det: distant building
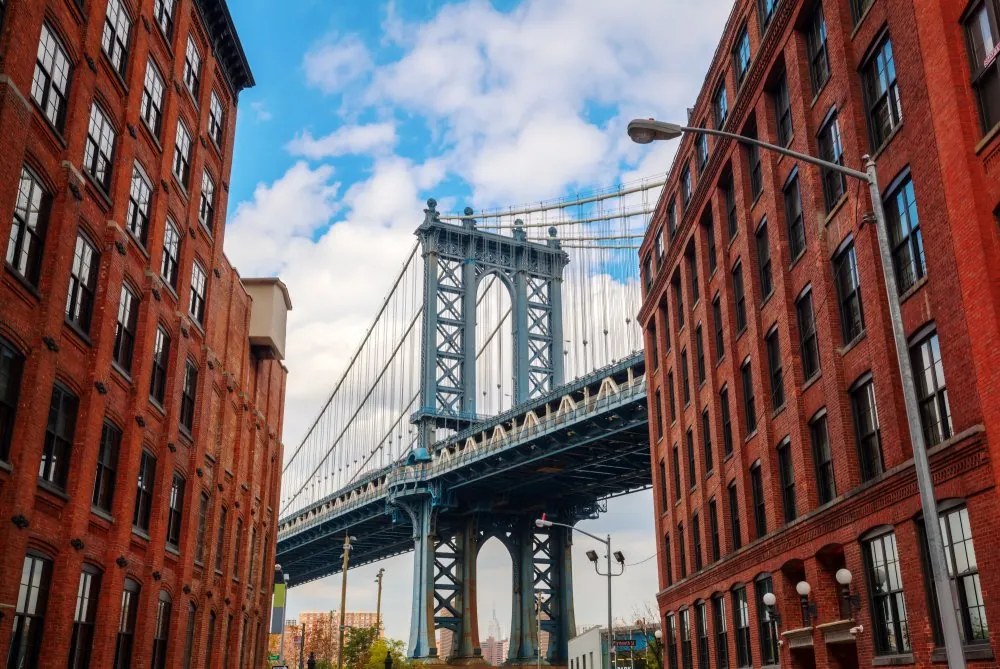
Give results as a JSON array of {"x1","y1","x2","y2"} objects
[
  {"x1": 437, "y1": 627, "x2": 456, "y2": 661},
  {"x1": 292, "y1": 610, "x2": 381, "y2": 665},
  {"x1": 268, "y1": 620, "x2": 304, "y2": 668},
  {"x1": 482, "y1": 636, "x2": 509, "y2": 666},
  {"x1": 568, "y1": 625, "x2": 659, "y2": 669}
]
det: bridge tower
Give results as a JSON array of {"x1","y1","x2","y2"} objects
[{"x1": 397, "y1": 200, "x2": 575, "y2": 666}]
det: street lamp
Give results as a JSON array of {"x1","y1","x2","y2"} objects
[
  {"x1": 536, "y1": 516, "x2": 625, "y2": 669},
  {"x1": 795, "y1": 581, "x2": 818, "y2": 627},
  {"x1": 375, "y1": 568, "x2": 386, "y2": 635},
  {"x1": 337, "y1": 534, "x2": 358, "y2": 669},
  {"x1": 629, "y1": 117, "x2": 967, "y2": 669},
  {"x1": 279, "y1": 570, "x2": 291, "y2": 664},
  {"x1": 836, "y1": 568, "x2": 862, "y2": 618}
]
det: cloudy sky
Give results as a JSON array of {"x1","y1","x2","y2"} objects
[{"x1": 223, "y1": 0, "x2": 732, "y2": 645}]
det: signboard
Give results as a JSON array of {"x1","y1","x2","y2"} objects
[
  {"x1": 271, "y1": 567, "x2": 286, "y2": 634},
  {"x1": 268, "y1": 655, "x2": 280, "y2": 662},
  {"x1": 613, "y1": 639, "x2": 637, "y2": 648}
]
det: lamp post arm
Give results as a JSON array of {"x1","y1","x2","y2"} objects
[
  {"x1": 678, "y1": 126, "x2": 870, "y2": 182},
  {"x1": 539, "y1": 520, "x2": 609, "y2": 547}
]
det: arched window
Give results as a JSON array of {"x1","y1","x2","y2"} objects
[
  {"x1": 151, "y1": 590, "x2": 172, "y2": 669},
  {"x1": 0, "y1": 336, "x2": 25, "y2": 462},
  {"x1": 113, "y1": 578, "x2": 141, "y2": 668},
  {"x1": 69, "y1": 563, "x2": 102, "y2": 668},
  {"x1": 182, "y1": 602, "x2": 197, "y2": 669}
]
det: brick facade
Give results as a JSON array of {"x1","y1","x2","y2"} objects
[
  {"x1": 639, "y1": 1, "x2": 1000, "y2": 668},
  {"x1": 0, "y1": 1, "x2": 286, "y2": 668}
]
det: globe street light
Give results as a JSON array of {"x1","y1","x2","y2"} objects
[
  {"x1": 536, "y1": 516, "x2": 624, "y2": 669},
  {"x1": 629, "y1": 117, "x2": 966, "y2": 669}
]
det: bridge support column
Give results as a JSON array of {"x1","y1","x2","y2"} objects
[
  {"x1": 437, "y1": 517, "x2": 484, "y2": 664},
  {"x1": 507, "y1": 519, "x2": 539, "y2": 664},
  {"x1": 397, "y1": 496, "x2": 438, "y2": 660}
]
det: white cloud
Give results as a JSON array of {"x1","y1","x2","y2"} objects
[
  {"x1": 287, "y1": 122, "x2": 398, "y2": 159},
  {"x1": 249, "y1": 100, "x2": 272, "y2": 122},
  {"x1": 304, "y1": 34, "x2": 373, "y2": 94}
]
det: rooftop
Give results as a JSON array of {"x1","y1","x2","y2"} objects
[{"x1": 194, "y1": 0, "x2": 255, "y2": 94}]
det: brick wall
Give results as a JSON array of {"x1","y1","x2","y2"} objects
[{"x1": 639, "y1": 0, "x2": 1000, "y2": 667}]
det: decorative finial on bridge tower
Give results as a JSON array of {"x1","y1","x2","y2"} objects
[
  {"x1": 423, "y1": 198, "x2": 440, "y2": 226},
  {"x1": 461, "y1": 206, "x2": 477, "y2": 230},
  {"x1": 547, "y1": 225, "x2": 561, "y2": 249},
  {"x1": 512, "y1": 219, "x2": 527, "y2": 241}
]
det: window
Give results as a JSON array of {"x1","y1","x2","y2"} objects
[
  {"x1": 189, "y1": 262, "x2": 208, "y2": 325},
  {"x1": 660, "y1": 300, "x2": 671, "y2": 353},
  {"x1": 681, "y1": 348, "x2": 690, "y2": 405},
  {"x1": 8, "y1": 553, "x2": 53, "y2": 669},
  {"x1": 755, "y1": 220, "x2": 772, "y2": 299},
  {"x1": 865, "y1": 531, "x2": 910, "y2": 654},
  {"x1": 166, "y1": 472, "x2": 185, "y2": 547},
  {"x1": 851, "y1": 377, "x2": 884, "y2": 481},
  {"x1": 741, "y1": 359, "x2": 756, "y2": 433},
  {"x1": 672, "y1": 445, "x2": 682, "y2": 502},
  {"x1": 150, "y1": 326, "x2": 170, "y2": 405},
  {"x1": 713, "y1": 595, "x2": 729, "y2": 669},
  {"x1": 655, "y1": 389, "x2": 665, "y2": 441},
  {"x1": 183, "y1": 36, "x2": 201, "y2": 95},
  {"x1": 695, "y1": 326, "x2": 706, "y2": 384},
  {"x1": 668, "y1": 199, "x2": 678, "y2": 239},
  {"x1": 140, "y1": 60, "x2": 165, "y2": 136},
  {"x1": 734, "y1": 26, "x2": 751, "y2": 87},
  {"x1": 705, "y1": 217, "x2": 717, "y2": 274},
  {"x1": 766, "y1": 328, "x2": 784, "y2": 410},
  {"x1": 777, "y1": 439, "x2": 796, "y2": 522},
  {"x1": 216, "y1": 506, "x2": 228, "y2": 571},
  {"x1": 727, "y1": 480, "x2": 742, "y2": 550},
  {"x1": 747, "y1": 134, "x2": 763, "y2": 200},
  {"x1": 40, "y1": 384, "x2": 77, "y2": 489},
  {"x1": 678, "y1": 523, "x2": 687, "y2": 578},
  {"x1": 697, "y1": 132, "x2": 709, "y2": 173},
  {"x1": 656, "y1": 228, "x2": 666, "y2": 266},
  {"x1": 650, "y1": 325, "x2": 660, "y2": 372},
  {"x1": 234, "y1": 516, "x2": 244, "y2": 576},
  {"x1": 7, "y1": 167, "x2": 50, "y2": 286},
  {"x1": 84, "y1": 103, "x2": 116, "y2": 191},
  {"x1": 32, "y1": 24, "x2": 71, "y2": 130},
  {"x1": 643, "y1": 256, "x2": 653, "y2": 293},
  {"x1": 668, "y1": 371, "x2": 677, "y2": 422},
  {"x1": 681, "y1": 165, "x2": 693, "y2": 209},
  {"x1": 195, "y1": 491, "x2": 209, "y2": 563},
  {"x1": 209, "y1": 92, "x2": 225, "y2": 145},
  {"x1": 101, "y1": 0, "x2": 131, "y2": 78},
  {"x1": 69, "y1": 565, "x2": 101, "y2": 669},
  {"x1": 686, "y1": 429, "x2": 697, "y2": 489},
  {"x1": 885, "y1": 174, "x2": 926, "y2": 293},
  {"x1": 182, "y1": 603, "x2": 197, "y2": 669},
  {"x1": 708, "y1": 498, "x2": 720, "y2": 562},
  {"x1": 732, "y1": 586, "x2": 752, "y2": 667},
  {"x1": 851, "y1": 0, "x2": 875, "y2": 23},
  {"x1": 711, "y1": 296, "x2": 724, "y2": 362},
  {"x1": 113, "y1": 579, "x2": 141, "y2": 669},
  {"x1": 795, "y1": 289, "x2": 820, "y2": 381},
  {"x1": 758, "y1": 0, "x2": 778, "y2": 33},
  {"x1": 93, "y1": 421, "x2": 121, "y2": 512},
  {"x1": 113, "y1": 285, "x2": 139, "y2": 373},
  {"x1": 666, "y1": 614, "x2": 679, "y2": 669},
  {"x1": 810, "y1": 413, "x2": 836, "y2": 504},
  {"x1": 680, "y1": 608, "x2": 693, "y2": 669},
  {"x1": 151, "y1": 591, "x2": 172, "y2": 669},
  {"x1": 696, "y1": 601, "x2": 710, "y2": 668},
  {"x1": 723, "y1": 178, "x2": 737, "y2": 240},
  {"x1": 910, "y1": 330, "x2": 952, "y2": 446},
  {"x1": 818, "y1": 111, "x2": 847, "y2": 210},
  {"x1": 784, "y1": 172, "x2": 805, "y2": 260},
  {"x1": 663, "y1": 534, "x2": 673, "y2": 586},
  {"x1": 687, "y1": 247, "x2": 699, "y2": 303},
  {"x1": 732, "y1": 262, "x2": 746, "y2": 333},
  {"x1": 675, "y1": 278, "x2": 685, "y2": 330},
  {"x1": 162, "y1": 218, "x2": 181, "y2": 289},
  {"x1": 199, "y1": 170, "x2": 216, "y2": 232},
  {"x1": 774, "y1": 70, "x2": 792, "y2": 146},
  {"x1": 750, "y1": 461, "x2": 766, "y2": 538},
  {"x1": 833, "y1": 240, "x2": 865, "y2": 343},
  {"x1": 65, "y1": 232, "x2": 99, "y2": 334},
  {"x1": 806, "y1": 3, "x2": 830, "y2": 94},
  {"x1": 126, "y1": 164, "x2": 153, "y2": 245},
  {"x1": 863, "y1": 37, "x2": 902, "y2": 150},
  {"x1": 692, "y1": 513, "x2": 702, "y2": 570},
  {"x1": 0, "y1": 340, "x2": 23, "y2": 462},
  {"x1": 721, "y1": 386, "x2": 733, "y2": 456},
  {"x1": 714, "y1": 82, "x2": 729, "y2": 127},
  {"x1": 133, "y1": 450, "x2": 156, "y2": 532},
  {"x1": 755, "y1": 575, "x2": 779, "y2": 664},
  {"x1": 248, "y1": 527, "x2": 259, "y2": 590},
  {"x1": 173, "y1": 122, "x2": 192, "y2": 186},
  {"x1": 153, "y1": 0, "x2": 176, "y2": 39},
  {"x1": 659, "y1": 460, "x2": 668, "y2": 507},
  {"x1": 937, "y1": 506, "x2": 989, "y2": 643},
  {"x1": 206, "y1": 611, "x2": 217, "y2": 663},
  {"x1": 964, "y1": 1, "x2": 1000, "y2": 132},
  {"x1": 701, "y1": 409, "x2": 713, "y2": 474}
]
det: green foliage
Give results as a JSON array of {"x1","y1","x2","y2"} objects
[
  {"x1": 344, "y1": 626, "x2": 381, "y2": 669},
  {"x1": 366, "y1": 638, "x2": 410, "y2": 669}
]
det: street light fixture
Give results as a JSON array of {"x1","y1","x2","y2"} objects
[
  {"x1": 536, "y1": 515, "x2": 624, "y2": 669},
  {"x1": 629, "y1": 117, "x2": 967, "y2": 669},
  {"x1": 795, "y1": 581, "x2": 818, "y2": 627},
  {"x1": 836, "y1": 568, "x2": 862, "y2": 618}
]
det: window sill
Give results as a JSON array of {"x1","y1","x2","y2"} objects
[
  {"x1": 849, "y1": 4, "x2": 876, "y2": 40},
  {"x1": 872, "y1": 653, "x2": 914, "y2": 666},
  {"x1": 839, "y1": 330, "x2": 867, "y2": 356},
  {"x1": 716, "y1": 354, "x2": 726, "y2": 368},
  {"x1": 99, "y1": 52, "x2": 130, "y2": 97},
  {"x1": 744, "y1": 429, "x2": 758, "y2": 443},
  {"x1": 126, "y1": 229, "x2": 151, "y2": 259},
  {"x1": 930, "y1": 644, "x2": 994, "y2": 663},
  {"x1": 823, "y1": 193, "x2": 849, "y2": 226},
  {"x1": 802, "y1": 372, "x2": 822, "y2": 392},
  {"x1": 735, "y1": 326, "x2": 747, "y2": 342},
  {"x1": 3, "y1": 264, "x2": 41, "y2": 301},
  {"x1": 30, "y1": 101, "x2": 69, "y2": 149},
  {"x1": 111, "y1": 361, "x2": 133, "y2": 384},
  {"x1": 871, "y1": 124, "x2": 904, "y2": 162},
  {"x1": 139, "y1": 118, "x2": 164, "y2": 154},
  {"x1": 166, "y1": 544, "x2": 181, "y2": 557},
  {"x1": 898, "y1": 275, "x2": 928, "y2": 304},
  {"x1": 0, "y1": 459, "x2": 10, "y2": 473},
  {"x1": 974, "y1": 120, "x2": 1000, "y2": 154},
  {"x1": 160, "y1": 280, "x2": 179, "y2": 304},
  {"x1": 37, "y1": 479, "x2": 69, "y2": 500},
  {"x1": 149, "y1": 397, "x2": 167, "y2": 417},
  {"x1": 171, "y1": 175, "x2": 190, "y2": 202},
  {"x1": 64, "y1": 319, "x2": 93, "y2": 347},
  {"x1": 809, "y1": 78, "x2": 830, "y2": 110},
  {"x1": 789, "y1": 249, "x2": 806, "y2": 270},
  {"x1": 132, "y1": 527, "x2": 151, "y2": 541},
  {"x1": 91, "y1": 506, "x2": 114, "y2": 523},
  {"x1": 760, "y1": 290, "x2": 775, "y2": 309},
  {"x1": 724, "y1": 451, "x2": 734, "y2": 464},
  {"x1": 771, "y1": 403, "x2": 786, "y2": 420},
  {"x1": 179, "y1": 425, "x2": 194, "y2": 444},
  {"x1": 83, "y1": 169, "x2": 114, "y2": 211}
]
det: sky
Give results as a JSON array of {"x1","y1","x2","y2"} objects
[{"x1": 221, "y1": 0, "x2": 733, "y2": 646}]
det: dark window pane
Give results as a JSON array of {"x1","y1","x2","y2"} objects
[
  {"x1": 885, "y1": 175, "x2": 926, "y2": 294},
  {"x1": 851, "y1": 378, "x2": 884, "y2": 481},
  {"x1": 0, "y1": 339, "x2": 25, "y2": 462},
  {"x1": 910, "y1": 331, "x2": 952, "y2": 446},
  {"x1": 810, "y1": 414, "x2": 836, "y2": 504},
  {"x1": 796, "y1": 289, "x2": 820, "y2": 380},
  {"x1": 865, "y1": 532, "x2": 910, "y2": 654},
  {"x1": 40, "y1": 384, "x2": 78, "y2": 489},
  {"x1": 93, "y1": 421, "x2": 121, "y2": 511},
  {"x1": 833, "y1": 241, "x2": 865, "y2": 343}
]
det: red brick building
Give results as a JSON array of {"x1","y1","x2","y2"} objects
[
  {"x1": 639, "y1": 0, "x2": 1000, "y2": 668},
  {"x1": 0, "y1": 0, "x2": 289, "y2": 668}
]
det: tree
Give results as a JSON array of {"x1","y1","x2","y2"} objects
[
  {"x1": 366, "y1": 638, "x2": 410, "y2": 669},
  {"x1": 343, "y1": 625, "x2": 380, "y2": 669},
  {"x1": 633, "y1": 603, "x2": 664, "y2": 669}
]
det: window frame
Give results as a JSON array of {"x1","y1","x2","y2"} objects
[
  {"x1": 9, "y1": 552, "x2": 53, "y2": 668},
  {"x1": 727, "y1": 479, "x2": 742, "y2": 550},
  {"x1": 40, "y1": 383, "x2": 78, "y2": 489},
  {"x1": 149, "y1": 326, "x2": 171, "y2": 406},
  {"x1": 733, "y1": 25, "x2": 752, "y2": 88},
  {"x1": 84, "y1": 102, "x2": 117, "y2": 192},
  {"x1": 817, "y1": 109, "x2": 847, "y2": 210},
  {"x1": 750, "y1": 460, "x2": 766, "y2": 538},
  {"x1": 806, "y1": 2, "x2": 830, "y2": 95},
  {"x1": 161, "y1": 218, "x2": 181, "y2": 289},
  {"x1": 810, "y1": 411, "x2": 836, "y2": 504},
  {"x1": 190, "y1": 261, "x2": 208, "y2": 324},
  {"x1": 755, "y1": 218, "x2": 773, "y2": 300},
  {"x1": 774, "y1": 68, "x2": 793, "y2": 147},
  {"x1": 909, "y1": 328, "x2": 953, "y2": 446},
  {"x1": 755, "y1": 574, "x2": 779, "y2": 664},
  {"x1": 209, "y1": 91, "x2": 225, "y2": 146},
  {"x1": 740, "y1": 358, "x2": 757, "y2": 434},
  {"x1": 127, "y1": 163, "x2": 153, "y2": 245},
  {"x1": 113, "y1": 283, "x2": 140, "y2": 373},
  {"x1": 0, "y1": 338, "x2": 25, "y2": 463},
  {"x1": 7, "y1": 166, "x2": 51, "y2": 287},
  {"x1": 864, "y1": 530, "x2": 911, "y2": 655},
  {"x1": 833, "y1": 239, "x2": 865, "y2": 344},
  {"x1": 65, "y1": 231, "x2": 100, "y2": 334},
  {"x1": 173, "y1": 120, "x2": 193, "y2": 187},
  {"x1": 151, "y1": 590, "x2": 172, "y2": 669},
  {"x1": 796, "y1": 287, "x2": 820, "y2": 380},
  {"x1": 963, "y1": 0, "x2": 1000, "y2": 133},
  {"x1": 93, "y1": 420, "x2": 121, "y2": 512},
  {"x1": 166, "y1": 471, "x2": 186, "y2": 548},
  {"x1": 101, "y1": 0, "x2": 132, "y2": 79},
  {"x1": 713, "y1": 594, "x2": 730, "y2": 669},
  {"x1": 861, "y1": 34, "x2": 903, "y2": 151},
  {"x1": 851, "y1": 375, "x2": 884, "y2": 482},
  {"x1": 183, "y1": 35, "x2": 202, "y2": 96},
  {"x1": 140, "y1": 59, "x2": 165, "y2": 137},
  {"x1": 884, "y1": 171, "x2": 926, "y2": 294},
  {"x1": 777, "y1": 438, "x2": 796, "y2": 522},
  {"x1": 153, "y1": 0, "x2": 176, "y2": 40},
  {"x1": 732, "y1": 585, "x2": 752, "y2": 667},
  {"x1": 765, "y1": 326, "x2": 784, "y2": 410},
  {"x1": 32, "y1": 23, "x2": 72, "y2": 131},
  {"x1": 114, "y1": 578, "x2": 141, "y2": 669},
  {"x1": 68, "y1": 564, "x2": 102, "y2": 669},
  {"x1": 783, "y1": 170, "x2": 806, "y2": 260},
  {"x1": 133, "y1": 449, "x2": 157, "y2": 532},
  {"x1": 732, "y1": 261, "x2": 746, "y2": 333},
  {"x1": 199, "y1": 169, "x2": 216, "y2": 233}
]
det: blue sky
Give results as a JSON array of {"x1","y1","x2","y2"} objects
[{"x1": 221, "y1": 0, "x2": 733, "y2": 646}]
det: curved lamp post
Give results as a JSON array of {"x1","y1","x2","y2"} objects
[
  {"x1": 536, "y1": 516, "x2": 625, "y2": 669},
  {"x1": 628, "y1": 117, "x2": 966, "y2": 669}
]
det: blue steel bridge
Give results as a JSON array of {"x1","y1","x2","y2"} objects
[{"x1": 276, "y1": 179, "x2": 662, "y2": 665}]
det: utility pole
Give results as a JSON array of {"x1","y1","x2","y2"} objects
[
  {"x1": 300, "y1": 623, "x2": 306, "y2": 669},
  {"x1": 375, "y1": 568, "x2": 385, "y2": 635},
  {"x1": 337, "y1": 534, "x2": 356, "y2": 669}
]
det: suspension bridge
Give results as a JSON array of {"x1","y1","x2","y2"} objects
[{"x1": 275, "y1": 176, "x2": 663, "y2": 666}]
